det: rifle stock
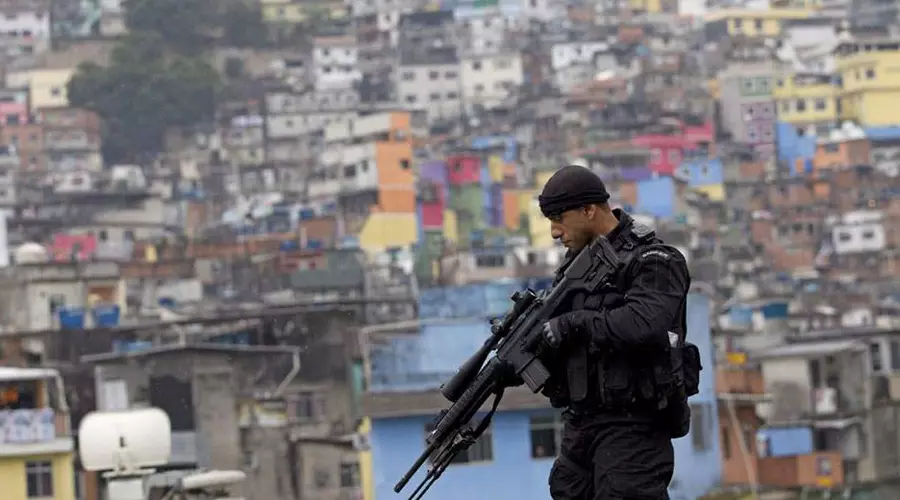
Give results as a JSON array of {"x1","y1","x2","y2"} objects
[{"x1": 394, "y1": 236, "x2": 621, "y2": 499}]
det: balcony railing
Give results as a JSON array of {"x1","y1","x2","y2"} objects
[
  {"x1": 0, "y1": 409, "x2": 70, "y2": 445},
  {"x1": 716, "y1": 368, "x2": 766, "y2": 395},
  {"x1": 757, "y1": 452, "x2": 844, "y2": 488}
]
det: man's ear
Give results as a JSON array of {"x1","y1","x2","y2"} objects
[{"x1": 584, "y1": 204, "x2": 597, "y2": 219}]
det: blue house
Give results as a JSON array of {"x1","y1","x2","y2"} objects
[{"x1": 363, "y1": 286, "x2": 720, "y2": 500}]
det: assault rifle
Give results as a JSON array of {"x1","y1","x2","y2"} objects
[{"x1": 394, "y1": 236, "x2": 622, "y2": 499}]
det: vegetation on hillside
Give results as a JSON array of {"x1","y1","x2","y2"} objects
[{"x1": 67, "y1": 0, "x2": 268, "y2": 163}]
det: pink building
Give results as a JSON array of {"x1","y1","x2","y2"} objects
[{"x1": 0, "y1": 100, "x2": 28, "y2": 126}]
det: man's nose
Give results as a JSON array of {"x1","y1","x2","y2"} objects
[{"x1": 550, "y1": 224, "x2": 563, "y2": 239}]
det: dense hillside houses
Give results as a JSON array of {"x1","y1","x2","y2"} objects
[{"x1": 0, "y1": 0, "x2": 897, "y2": 499}]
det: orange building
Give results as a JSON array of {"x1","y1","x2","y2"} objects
[{"x1": 310, "y1": 112, "x2": 418, "y2": 251}]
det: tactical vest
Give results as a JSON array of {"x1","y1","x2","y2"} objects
[{"x1": 546, "y1": 223, "x2": 703, "y2": 439}]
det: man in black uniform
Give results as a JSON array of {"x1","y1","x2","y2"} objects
[{"x1": 536, "y1": 165, "x2": 696, "y2": 500}]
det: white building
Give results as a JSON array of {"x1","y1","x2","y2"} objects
[
  {"x1": 309, "y1": 112, "x2": 410, "y2": 200},
  {"x1": 396, "y1": 61, "x2": 463, "y2": 122},
  {"x1": 460, "y1": 52, "x2": 523, "y2": 110},
  {"x1": 0, "y1": 3, "x2": 52, "y2": 56},
  {"x1": 312, "y1": 36, "x2": 362, "y2": 91},
  {"x1": 456, "y1": 10, "x2": 521, "y2": 55},
  {"x1": 550, "y1": 40, "x2": 611, "y2": 72},
  {"x1": 520, "y1": 0, "x2": 566, "y2": 21},
  {"x1": 828, "y1": 211, "x2": 887, "y2": 255}
]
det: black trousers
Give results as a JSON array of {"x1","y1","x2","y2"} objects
[{"x1": 548, "y1": 410, "x2": 674, "y2": 500}]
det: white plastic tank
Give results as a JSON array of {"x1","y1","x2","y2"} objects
[
  {"x1": 78, "y1": 408, "x2": 172, "y2": 472},
  {"x1": 13, "y1": 242, "x2": 50, "y2": 264}
]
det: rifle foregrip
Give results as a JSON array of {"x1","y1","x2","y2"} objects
[{"x1": 433, "y1": 359, "x2": 500, "y2": 441}]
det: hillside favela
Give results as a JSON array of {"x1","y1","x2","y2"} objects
[{"x1": 0, "y1": 0, "x2": 900, "y2": 499}]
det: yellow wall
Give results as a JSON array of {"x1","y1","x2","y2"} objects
[
  {"x1": 772, "y1": 74, "x2": 839, "y2": 125},
  {"x1": 359, "y1": 212, "x2": 418, "y2": 251},
  {"x1": 705, "y1": 9, "x2": 810, "y2": 37},
  {"x1": 0, "y1": 453, "x2": 75, "y2": 500},
  {"x1": 24, "y1": 70, "x2": 74, "y2": 111},
  {"x1": 261, "y1": 0, "x2": 348, "y2": 23},
  {"x1": 836, "y1": 48, "x2": 900, "y2": 126},
  {"x1": 693, "y1": 184, "x2": 726, "y2": 202},
  {"x1": 359, "y1": 418, "x2": 374, "y2": 500},
  {"x1": 628, "y1": 0, "x2": 662, "y2": 12},
  {"x1": 442, "y1": 210, "x2": 458, "y2": 243}
]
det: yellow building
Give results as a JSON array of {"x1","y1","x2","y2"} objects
[
  {"x1": 0, "y1": 367, "x2": 76, "y2": 500},
  {"x1": 627, "y1": 0, "x2": 676, "y2": 14},
  {"x1": 260, "y1": 0, "x2": 348, "y2": 23},
  {"x1": 6, "y1": 69, "x2": 74, "y2": 111},
  {"x1": 834, "y1": 39, "x2": 900, "y2": 126},
  {"x1": 704, "y1": 9, "x2": 812, "y2": 38},
  {"x1": 358, "y1": 212, "x2": 418, "y2": 251},
  {"x1": 772, "y1": 72, "x2": 839, "y2": 129}
]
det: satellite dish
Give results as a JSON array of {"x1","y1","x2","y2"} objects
[{"x1": 78, "y1": 408, "x2": 172, "y2": 473}]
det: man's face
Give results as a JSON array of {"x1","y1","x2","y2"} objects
[{"x1": 548, "y1": 206, "x2": 596, "y2": 251}]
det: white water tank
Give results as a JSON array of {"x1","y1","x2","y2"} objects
[
  {"x1": 13, "y1": 243, "x2": 49, "y2": 264},
  {"x1": 78, "y1": 408, "x2": 172, "y2": 472}
]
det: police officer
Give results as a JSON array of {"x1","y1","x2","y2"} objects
[{"x1": 537, "y1": 165, "x2": 692, "y2": 500}]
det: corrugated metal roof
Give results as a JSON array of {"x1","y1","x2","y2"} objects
[
  {"x1": 0, "y1": 367, "x2": 60, "y2": 381},
  {"x1": 752, "y1": 339, "x2": 865, "y2": 360}
]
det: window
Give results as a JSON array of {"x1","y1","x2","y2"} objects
[
  {"x1": 444, "y1": 70, "x2": 458, "y2": 79},
  {"x1": 339, "y1": 462, "x2": 361, "y2": 487},
  {"x1": 429, "y1": 71, "x2": 439, "y2": 80},
  {"x1": 529, "y1": 414, "x2": 562, "y2": 458},
  {"x1": 862, "y1": 229, "x2": 875, "y2": 240},
  {"x1": 26, "y1": 461, "x2": 53, "y2": 498},
  {"x1": 429, "y1": 92, "x2": 441, "y2": 101},
  {"x1": 446, "y1": 92, "x2": 459, "y2": 99},
  {"x1": 795, "y1": 99, "x2": 807, "y2": 112},
  {"x1": 781, "y1": 100, "x2": 789, "y2": 112},
  {"x1": 741, "y1": 78, "x2": 753, "y2": 92},
  {"x1": 690, "y1": 403, "x2": 710, "y2": 451},
  {"x1": 124, "y1": 230, "x2": 135, "y2": 242},
  {"x1": 890, "y1": 341, "x2": 900, "y2": 371},
  {"x1": 837, "y1": 231, "x2": 852, "y2": 242},
  {"x1": 494, "y1": 59, "x2": 511, "y2": 70},
  {"x1": 399, "y1": 159, "x2": 410, "y2": 170},
  {"x1": 472, "y1": 61, "x2": 482, "y2": 70},
  {"x1": 292, "y1": 391, "x2": 326, "y2": 421},
  {"x1": 754, "y1": 19, "x2": 763, "y2": 30},
  {"x1": 866, "y1": 68, "x2": 876, "y2": 80},
  {"x1": 474, "y1": 254, "x2": 505, "y2": 268},
  {"x1": 424, "y1": 421, "x2": 493, "y2": 464},
  {"x1": 814, "y1": 98, "x2": 827, "y2": 111},
  {"x1": 402, "y1": 71, "x2": 415, "y2": 81},
  {"x1": 405, "y1": 95, "x2": 417, "y2": 104},
  {"x1": 871, "y1": 342, "x2": 883, "y2": 372}
]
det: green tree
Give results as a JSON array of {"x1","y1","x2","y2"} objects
[
  {"x1": 67, "y1": 34, "x2": 219, "y2": 164},
  {"x1": 123, "y1": 0, "x2": 215, "y2": 54},
  {"x1": 221, "y1": 1, "x2": 269, "y2": 48}
]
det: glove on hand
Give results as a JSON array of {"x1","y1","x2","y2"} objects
[{"x1": 542, "y1": 314, "x2": 577, "y2": 348}]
